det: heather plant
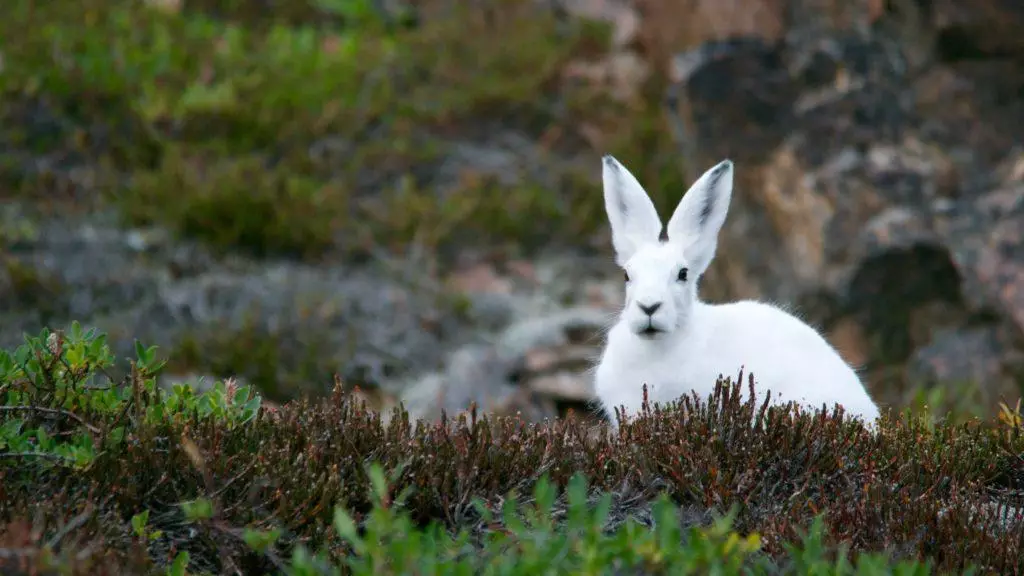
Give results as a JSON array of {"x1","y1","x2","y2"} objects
[{"x1": 2, "y1": 324, "x2": 1022, "y2": 574}]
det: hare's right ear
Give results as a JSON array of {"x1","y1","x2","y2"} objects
[
  {"x1": 665, "y1": 159, "x2": 733, "y2": 276},
  {"x1": 602, "y1": 155, "x2": 662, "y2": 266}
]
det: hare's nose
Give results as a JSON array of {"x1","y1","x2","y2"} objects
[{"x1": 637, "y1": 301, "x2": 662, "y2": 316}]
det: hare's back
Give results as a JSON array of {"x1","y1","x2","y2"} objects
[{"x1": 701, "y1": 300, "x2": 868, "y2": 407}]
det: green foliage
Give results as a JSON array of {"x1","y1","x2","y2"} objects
[
  {"x1": 287, "y1": 465, "x2": 937, "y2": 575},
  {"x1": 0, "y1": 321, "x2": 261, "y2": 473},
  {"x1": 181, "y1": 497, "x2": 215, "y2": 522},
  {"x1": 168, "y1": 316, "x2": 340, "y2": 402},
  {"x1": 0, "y1": 0, "x2": 683, "y2": 261},
  {"x1": 905, "y1": 380, "x2": 989, "y2": 430},
  {"x1": 124, "y1": 146, "x2": 347, "y2": 259},
  {"x1": 0, "y1": 254, "x2": 66, "y2": 321},
  {"x1": 168, "y1": 550, "x2": 191, "y2": 576}
]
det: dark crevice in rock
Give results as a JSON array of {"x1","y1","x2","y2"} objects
[
  {"x1": 935, "y1": 27, "x2": 1015, "y2": 62},
  {"x1": 846, "y1": 243, "x2": 964, "y2": 365}
]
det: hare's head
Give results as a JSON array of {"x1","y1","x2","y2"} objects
[{"x1": 602, "y1": 155, "x2": 734, "y2": 340}]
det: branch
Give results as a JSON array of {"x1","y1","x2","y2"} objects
[
  {"x1": 0, "y1": 451, "x2": 71, "y2": 462},
  {"x1": 46, "y1": 505, "x2": 96, "y2": 550},
  {"x1": 0, "y1": 406, "x2": 101, "y2": 434}
]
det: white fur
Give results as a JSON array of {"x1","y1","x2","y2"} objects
[{"x1": 593, "y1": 155, "x2": 880, "y2": 428}]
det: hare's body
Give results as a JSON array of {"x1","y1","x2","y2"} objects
[
  {"x1": 595, "y1": 299, "x2": 880, "y2": 422},
  {"x1": 594, "y1": 155, "x2": 880, "y2": 426}
]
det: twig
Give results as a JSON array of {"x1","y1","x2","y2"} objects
[
  {"x1": 215, "y1": 523, "x2": 289, "y2": 575},
  {"x1": 45, "y1": 505, "x2": 96, "y2": 550},
  {"x1": 0, "y1": 547, "x2": 37, "y2": 559},
  {"x1": 211, "y1": 462, "x2": 257, "y2": 499},
  {"x1": 0, "y1": 406, "x2": 101, "y2": 434},
  {"x1": 0, "y1": 451, "x2": 71, "y2": 462}
]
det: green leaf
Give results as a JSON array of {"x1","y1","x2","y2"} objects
[
  {"x1": 242, "y1": 527, "x2": 281, "y2": 553},
  {"x1": 333, "y1": 507, "x2": 366, "y2": 555},
  {"x1": 181, "y1": 498, "x2": 214, "y2": 522},
  {"x1": 167, "y1": 550, "x2": 189, "y2": 576},
  {"x1": 367, "y1": 462, "x2": 389, "y2": 505},
  {"x1": 131, "y1": 510, "x2": 150, "y2": 537}
]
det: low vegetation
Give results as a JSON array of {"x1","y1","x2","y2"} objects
[
  {"x1": 1, "y1": 324, "x2": 1022, "y2": 574},
  {"x1": 0, "y1": 0, "x2": 689, "y2": 262}
]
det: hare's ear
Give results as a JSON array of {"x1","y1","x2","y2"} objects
[
  {"x1": 665, "y1": 159, "x2": 733, "y2": 276},
  {"x1": 602, "y1": 155, "x2": 662, "y2": 266}
]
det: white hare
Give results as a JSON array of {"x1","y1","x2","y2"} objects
[{"x1": 593, "y1": 155, "x2": 880, "y2": 428}]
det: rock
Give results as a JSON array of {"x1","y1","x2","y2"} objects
[
  {"x1": 663, "y1": 10, "x2": 1024, "y2": 412},
  {"x1": 396, "y1": 304, "x2": 611, "y2": 423},
  {"x1": 906, "y1": 326, "x2": 1024, "y2": 407},
  {"x1": 529, "y1": 372, "x2": 594, "y2": 402},
  {"x1": 557, "y1": 0, "x2": 650, "y2": 101},
  {"x1": 0, "y1": 204, "x2": 474, "y2": 402},
  {"x1": 393, "y1": 248, "x2": 619, "y2": 425},
  {"x1": 939, "y1": 153, "x2": 1024, "y2": 337},
  {"x1": 930, "y1": 0, "x2": 1024, "y2": 60},
  {"x1": 636, "y1": 0, "x2": 787, "y2": 69}
]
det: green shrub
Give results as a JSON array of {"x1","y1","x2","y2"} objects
[
  {"x1": 0, "y1": 0, "x2": 696, "y2": 260},
  {"x1": 123, "y1": 146, "x2": 347, "y2": 259}
]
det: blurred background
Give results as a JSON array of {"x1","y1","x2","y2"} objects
[{"x1": 1, "y1": 0, "x2": 1022, "y2": 426}]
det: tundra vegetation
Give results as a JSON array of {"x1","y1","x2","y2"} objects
[{"x1": 2, "y1": 324, "x2": 1024, "y2": 574}]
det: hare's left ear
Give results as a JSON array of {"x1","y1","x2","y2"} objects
[
  {"x1": 602, "y1": 155, "x2": 663, "y2": 267},
  {"x1": 665, "y1": 159, "x2": 733, "y2": 276}
]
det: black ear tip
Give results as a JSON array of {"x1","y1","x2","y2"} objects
[
  {"x1": 714, "y1": 159, "x2": 733, "y2": 173},
  {"x1": 602, "y1": 154, "x2": 619, "y2": 168}
]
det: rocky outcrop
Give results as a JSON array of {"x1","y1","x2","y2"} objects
[
  {"x1": 0, "y1": 204, "x2": 477, "y2": 403},
  {"x1": 663, "y1": 3, "x2": 1024, "y2": 409}
]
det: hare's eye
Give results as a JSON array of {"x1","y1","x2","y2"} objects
[
  {"x1": 677, "y1": 268, "x2": 688, "y2": 282},
  {"x1": 623, "y1": 270, "x2": 630, "y2": 282}
]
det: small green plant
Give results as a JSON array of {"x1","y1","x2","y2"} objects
[
  {"x1": 280, "y1": 464, "x2": 941, "y2": 575},
  {"x1": 0, "y1": 322, "x2": 264, "y2": 471},
  {"x1": 131, "y1": 509, "x2": 165, "y2": 543},
  {"x1": 242, "y1": 526, "x2": 283, "y2": 555},
  {"x1": 181, "y1": 497, "x2": 215, "y2": 523},
  {"x1": 167, "y1": 550, "x2": 190, "y2": 576}
]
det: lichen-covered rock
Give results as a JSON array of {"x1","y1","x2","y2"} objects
[
  {"x1": 906, "y1": 326, "x2": 1024, "y2": 408},
  {"x1": 939, "y1": 153, "x2": 1024, "y2": 337},
  {"x1": 663, "y1": 7, "x2": 1024, "y2": 409}
]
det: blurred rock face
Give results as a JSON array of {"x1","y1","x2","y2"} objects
[{"x1": 659, "y1": 0, "x2": 1024, "y2": 408}]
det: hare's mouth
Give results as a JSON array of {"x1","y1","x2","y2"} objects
[{"x1": 638, "y1": 326, "x2": 665, "y2": 339}]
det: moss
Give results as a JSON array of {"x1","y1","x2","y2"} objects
[
  {"x1": 121, "y1": 145, "x2": 348, "y2": 259},
  {"x1": 167, "y1": 317, "x2": 340, "y2": 403},
  {"x1": 0, "y1": 0, "x2": 702, "y2": 264},
  {"x1": 183, "y1": 0, "x2": 416, "y2": 31},
  {"x1": 0, "y1": 256, "x2": 66, "y2": 322}
]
